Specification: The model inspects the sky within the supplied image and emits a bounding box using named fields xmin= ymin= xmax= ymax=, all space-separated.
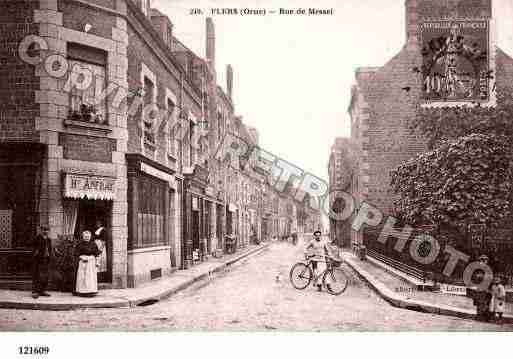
xmin=153 ymin=0 xmax=513 ymax=186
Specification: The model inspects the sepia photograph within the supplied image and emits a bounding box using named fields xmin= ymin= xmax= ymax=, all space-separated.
xmin=1 ymin=0 xmax=513 ymax=355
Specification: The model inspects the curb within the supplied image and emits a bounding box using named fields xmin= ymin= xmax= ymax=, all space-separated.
xmin=127 ymin=243 xmax=271 ymax=307
xmin=365 ymin=255 xmax=435 ymax=291
xmin=344 ymin=256 xmax=513 ymax=324
xmin=0 ymin=243 xmax=271 ymax=311
xmin=0 ymin=299 xmax=130 ymax=311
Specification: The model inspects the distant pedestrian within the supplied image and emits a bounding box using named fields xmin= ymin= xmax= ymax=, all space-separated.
xmin=32 ymin=225 xmax=52 ymax=299
xmin=489 ymin=277 xmax=506 ymax=322
xmin=291 ymin=232 xmax=298 ymax=245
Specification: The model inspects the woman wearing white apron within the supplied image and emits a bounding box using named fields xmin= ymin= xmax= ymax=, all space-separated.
xmin=74 ymin=230 xmax=101 ymax=297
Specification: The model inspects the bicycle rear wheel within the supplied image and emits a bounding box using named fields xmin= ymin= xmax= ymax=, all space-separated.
xmin=290 ymin=263 xmax=312 ymax=290
xmin=323 ymin=268 xmax=348 ymax=295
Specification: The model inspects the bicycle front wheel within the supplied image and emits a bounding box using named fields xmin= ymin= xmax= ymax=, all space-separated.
xmin=290 ymin=263 xmax=312 ymax=290
xmin=323 ymin=268 xmax=348 ymax=295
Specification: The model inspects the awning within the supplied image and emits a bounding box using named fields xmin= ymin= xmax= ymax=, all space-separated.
xmin=63 ymin=173 xmax=116 ymax=200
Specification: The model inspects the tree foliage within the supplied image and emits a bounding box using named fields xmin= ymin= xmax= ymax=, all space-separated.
xmin=392 ymin=87 xmax=513 ymax=236
xmin=391 ymin=133 xmax=513 ymax=233
xmin=411 ymin=89 xmax=513 ymax=150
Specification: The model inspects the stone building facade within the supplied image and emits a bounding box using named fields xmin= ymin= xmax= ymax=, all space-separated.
xmin=328 ymin=137 xmax=353 ymax=248
xmin=0 ymin=0 xmax=323 ymax=289
xmin=0 ymin=0 xmax=130 ymax=288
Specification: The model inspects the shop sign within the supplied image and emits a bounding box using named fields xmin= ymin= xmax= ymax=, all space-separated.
xmin=192 ymin=197 xmax=199 ymax=211
xmin=63 ymin=173 xmax=116 ymax=200
xmin=419 ymin=20 xmax=493 ymax=106
xmin=141 ymin=163 xmax=175 ymax=189
xmin=228 ymin=203 xmax=238 ymax=212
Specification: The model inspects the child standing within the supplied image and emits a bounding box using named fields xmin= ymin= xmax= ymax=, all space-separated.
xmin=489 ymin=277 xmax=506 ymax=322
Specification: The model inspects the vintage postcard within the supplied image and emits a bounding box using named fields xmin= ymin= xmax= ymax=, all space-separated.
xmin=1 ymin=0 xmax=513 ymax=356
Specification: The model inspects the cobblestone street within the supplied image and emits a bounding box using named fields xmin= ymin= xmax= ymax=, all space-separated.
xmin=0 ymin=237 xmax=511 ymax=331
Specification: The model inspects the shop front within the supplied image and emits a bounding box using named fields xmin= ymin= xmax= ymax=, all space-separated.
xmin=126 ymin=154 xmax=179 ymax=287
xmin=61 ymin=171 xmax=116 ymax=284
xmin=0 ymin=143 xmax=45 ymax=282
xmin=183 ymin=164 xmax=212 ymax=268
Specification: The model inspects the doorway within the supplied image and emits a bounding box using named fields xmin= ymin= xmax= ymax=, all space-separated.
xmin=75 ymin=199 xmax=112 ymax=283
xmin=192 ymin=210 xmax=200 ymax=253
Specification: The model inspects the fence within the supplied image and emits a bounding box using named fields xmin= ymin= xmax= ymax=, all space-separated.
xmin=362 ymin=225 xmax=513 ymax=286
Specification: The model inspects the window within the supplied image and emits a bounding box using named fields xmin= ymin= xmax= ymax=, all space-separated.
xmin=167 ymin=98 xmax=177 ymax=156
xmin=135 ymin=174 xmax=167 ymax=249
xmin=141 ymin=0 xmax=149 ymax=16
xmin=68 ymin=60 xmax=107 ymax=124
xmin=176 ymin=115 xmax=184 ymax=167
xmin=190 ymin=121 xmax=196 ymax=166
xmin=143 ymin=77 xmax=155 ymax=144
xmin=217 ymin=112 xmax=222 ymax=141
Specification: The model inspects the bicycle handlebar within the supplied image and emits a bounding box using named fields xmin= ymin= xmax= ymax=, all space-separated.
xmin=304 ymin=254 xmax=341 ymax=263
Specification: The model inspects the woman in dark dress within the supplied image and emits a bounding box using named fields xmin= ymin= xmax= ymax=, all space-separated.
xmin=74 ymin=230 xmax=101 ymax=297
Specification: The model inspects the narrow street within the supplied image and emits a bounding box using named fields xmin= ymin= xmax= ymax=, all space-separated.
xmin=0 ymin=236 xmax=510 ymax=331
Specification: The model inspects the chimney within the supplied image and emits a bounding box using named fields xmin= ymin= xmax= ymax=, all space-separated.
xmin=226 ymin=64 xmax=233 ymax=100
xmin=136 ymin=0 xmax=151 ymax=17
xmin=206 ymin=17 xmax=216 ymax=76
xmin=150 ymin=8 xmax=174 ymax=49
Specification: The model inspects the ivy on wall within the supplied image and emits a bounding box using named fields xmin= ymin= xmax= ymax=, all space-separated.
xmin=390 ymin=89 xmax=513 ymax=239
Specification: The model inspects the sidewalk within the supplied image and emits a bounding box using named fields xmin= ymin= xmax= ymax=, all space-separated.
xmin=343 ymin=252 xmax=513 ymax=324
xmin=0 ymin=243 xmax=270 ymax=311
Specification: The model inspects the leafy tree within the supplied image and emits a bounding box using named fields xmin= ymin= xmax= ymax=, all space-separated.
xmin=391 ymin=133 xmax=513 ymax=235
xmin=391 ymin=86 xmax=513 ymax=241
xmin=411 ymin=89 xmax=513 ymax=150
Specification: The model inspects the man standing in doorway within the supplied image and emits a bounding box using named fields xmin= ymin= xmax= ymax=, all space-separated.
xmin=32 ymin=225 xmax=52 ymax=299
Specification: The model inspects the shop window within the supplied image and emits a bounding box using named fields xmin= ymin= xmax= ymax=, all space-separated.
xmin=169 ymin=189 xmax=176 ymax=267
xmin=135 ymin=174 xmax=167 ymax=249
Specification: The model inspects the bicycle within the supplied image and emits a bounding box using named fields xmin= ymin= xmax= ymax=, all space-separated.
xmin=289 ymin=254 xmax=349 ymax=295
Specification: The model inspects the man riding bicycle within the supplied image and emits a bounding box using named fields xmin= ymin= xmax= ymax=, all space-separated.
xmin=305 ymin=230 xmax=333 ymax=292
